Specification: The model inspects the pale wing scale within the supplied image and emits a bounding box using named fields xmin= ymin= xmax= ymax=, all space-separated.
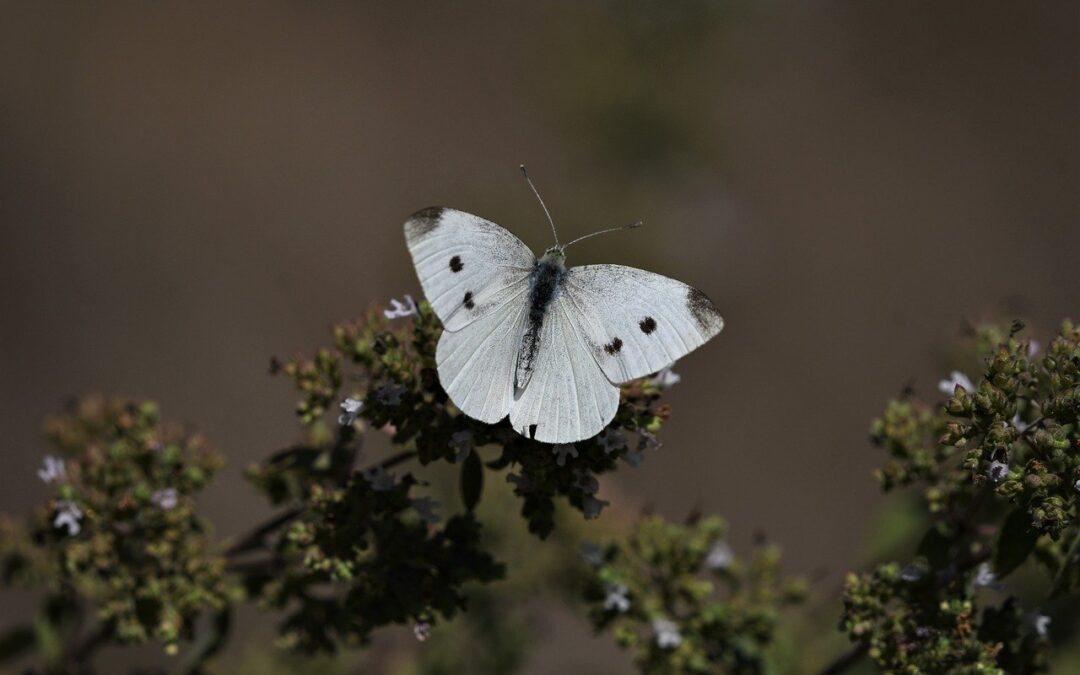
xmin=404 ymin=207 xmax=535 ymax=332
xmin=561 ymin=264 xmax=724 ymax=384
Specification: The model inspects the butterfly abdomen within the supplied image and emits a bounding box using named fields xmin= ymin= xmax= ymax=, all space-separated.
xmin=514 ymin=257 xmax=565 ymax=395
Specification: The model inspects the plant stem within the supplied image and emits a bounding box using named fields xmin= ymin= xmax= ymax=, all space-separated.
xmin=1049 ymin=526 xmax=1080 ymax=597
xmin=378 ymin=450 xmax=417 ymax=470
xmin=816 ymin=643 xmax=869 ymax=675
xmin=224 ymin=507 xmax=301 ymax=558
xmin=64 ymin=623 xmax=109 ymax=671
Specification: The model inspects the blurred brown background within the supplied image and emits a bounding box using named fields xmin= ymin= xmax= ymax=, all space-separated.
xmin=1 ymin=1 xmax=1077 ymax=672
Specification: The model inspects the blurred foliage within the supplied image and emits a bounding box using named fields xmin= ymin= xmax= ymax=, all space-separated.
xmin=236 ymin=299 xmax=674 ymax=656
xmin=544 ymin=0 xmax=731 ymax=177
xmin=0 ymin=397 xmax=235 ymax=671
xmin=2 ymin=310 xmax=1078 ymax=675
xmin=839 ymin=320 xmax=1080 ymax=674
xmin=842 ymin=563 xmax=1047 ymax=674
xmin=583 ymin=515 xmax=805 ymax=674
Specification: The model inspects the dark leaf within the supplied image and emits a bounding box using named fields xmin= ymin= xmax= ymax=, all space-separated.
xmin=994 ymin=507 xmax=1039 ymax=578
xmin=0 ymin=625 xmax=34 ymax=665
xmin=460 ymin=451 xmax=483 ymax=512
xmin=916 ymin=523 xmax=952 ymax=569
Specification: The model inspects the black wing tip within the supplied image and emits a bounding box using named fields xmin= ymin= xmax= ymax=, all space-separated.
xmin=686 ymin=287 xmax=724 ymax=334
xmin=404 ymin=206 xmax=446 ymax=238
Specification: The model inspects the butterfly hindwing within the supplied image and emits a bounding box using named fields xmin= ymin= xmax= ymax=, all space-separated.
xmin=508 ymin=295 xmax=620 ymax=444
xmin=560 ymin=264 xmax=724 ymax=384
xmin=436 ymin=284 xmax=531 ymax=424
xmin=404 ymin=207 xmax=535 ymax=332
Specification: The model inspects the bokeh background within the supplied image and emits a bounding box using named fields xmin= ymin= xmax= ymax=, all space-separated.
xmin=1 ymin=1 xmax=1077 ymax=672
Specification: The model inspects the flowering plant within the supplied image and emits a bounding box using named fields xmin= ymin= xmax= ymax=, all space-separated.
xmin=1 ymin=306 xmax=1077 ymax=674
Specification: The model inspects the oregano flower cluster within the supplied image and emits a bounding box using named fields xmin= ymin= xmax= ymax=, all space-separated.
xmin=1 ymin=308 xmax=1076 ymax=674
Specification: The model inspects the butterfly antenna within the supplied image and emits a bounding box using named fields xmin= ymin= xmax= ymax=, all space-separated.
xmin=562 ymin=221 xmax=643 ymax=249
xmin=520 ymin=164 xmax=559 ymax=246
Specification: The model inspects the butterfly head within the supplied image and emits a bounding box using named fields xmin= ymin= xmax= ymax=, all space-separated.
xmin=540 ymin=246 xmax=567 ymax=268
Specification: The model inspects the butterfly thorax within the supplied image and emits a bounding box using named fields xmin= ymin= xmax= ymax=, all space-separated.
xmin=514 ymin=248 xmax=566 ymax=396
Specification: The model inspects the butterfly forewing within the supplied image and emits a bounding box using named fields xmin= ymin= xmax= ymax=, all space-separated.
xmin=560 ymin=265 xmax=724 ymax=384
xmin=404 ymin=207 xmax=535 ymax=332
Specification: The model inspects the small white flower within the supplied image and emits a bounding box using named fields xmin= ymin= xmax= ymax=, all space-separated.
xmin=53 ymin=500 xmax=83 ymax=536
xmin=705 ymin=542 xmax=734 ymax=571
xmin=987 ymin=461 xmax=1009 ymax=483
xmin=596 ymin=429 xmax=625 ymax=454
xmin=603 ymin=583 xmax=631 ymax=613
xmin=413 ymin=621 xmax=431 ymax=641
xmin=363 ymin=467 xmax=396 ymax=492
xmin=37 ymin=456 xmax=67 ymax=484
xmin=1074 ymin=479 xmax=1080 ymax=493
xmin=580 ymin=542 xmax=605 ymax=567
xmin=652 ymin=618 xmax=682 ymax=649
xmin=411 ymin=497 xmax=441 ymax=525
xmin=552 ymin=443 xmax=578 ymax=467
xmin=449 ymin=430 xmax=473 ymax=462
xmin=1034 ymin=614 xmax=1051 ymax=637
xmin=582 ymin=496 xmax=609 ymax=520
xmin=938 ymin=370 xmax=975 ymax=395
xmin=650 ymin=366 xmax=681 ymax=389
xmin=622 ymin=449 xmax=645 ymax=467
xmin=151 ymin=488 xmax=178 ymax=510
xmin=1028 ymin=340 xmax=1041 ymax=357
xmin=1012 ymin=414 xmax=1029 ymax=433
xmin=384 ymin=294 xmax=418 ymax=320
xmin=899 ymin=564 xmax=923 ymax=583
xmin=973 ymin=562 xmax=997 ymax=588
xmin=338 ymin=397 xmax=364 ymax=426
xmin=636 ymin=430 xmax=661 ymax=452
xmin=574 ymin=470 xmax=599 ymax=494
xmin=376 ymin=383 xmax=407 ymax=406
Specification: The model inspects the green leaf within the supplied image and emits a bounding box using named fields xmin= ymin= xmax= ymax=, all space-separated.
xmin=916 ymin=523 xmax=952 ymax=569
xmin=861 ymin=495 xmax=926 ymax=561
xmin=993 ymin=507 xmax=1039 ymax=578
xmin=0 ymin=625 xmax=34 ymax=665
xmin=460 ymin=451 xmax=483 ymax=512
xmin=33 ymin=615 xmax=61 ymax=665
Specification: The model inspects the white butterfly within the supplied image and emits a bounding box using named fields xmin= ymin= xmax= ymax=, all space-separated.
xmin=403 ymin=177 xmax=724 ymax=444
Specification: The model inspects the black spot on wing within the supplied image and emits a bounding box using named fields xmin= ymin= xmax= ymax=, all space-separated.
xmin=687 ymin=288 xmax=723 ymax=331
xmin=639 ymin=317 xmax=657 ymax=334
xmin=450 ymin=255 xmax=464 ymax=273
xmin=463 ymin=291 xmax=475 ymax=309
xmin=603 ymin=337 xmax=623 ymax=355
xmin=405 ymin=206 xmax=444 ymax=238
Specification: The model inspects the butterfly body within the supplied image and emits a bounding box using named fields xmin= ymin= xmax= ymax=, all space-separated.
xmin=404 ymin=206 xmax=723 ymax=444
xmin=517 ymin=248 xmax=566 ymax=394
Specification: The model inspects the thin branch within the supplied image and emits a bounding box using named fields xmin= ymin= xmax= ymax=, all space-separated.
xmin=1050 ymin=526 xmax=1080 ymax=597
xmin=224 ymin=508 xmax=301 ymax=558
xmin=225 ymin=450 xmax=417 ymax=561
xmin=377 ymin=450 xmax=418 ymax=470
xmin=64 ymin=622 xmax=110 ymax=670
xmin=816 ymin=643 xmax=869 ymax=675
